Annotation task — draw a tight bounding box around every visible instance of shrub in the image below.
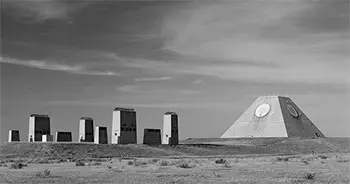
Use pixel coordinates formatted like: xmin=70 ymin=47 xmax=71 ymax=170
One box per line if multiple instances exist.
xmin=223 ymin=162 xmax=231 ymax=168
xmin=36 ymin=169 xmax=51 ymax=177
xmin=177 ymin=162 xmax=194 ymax=169
xmin=75 ymin=160 xmax=85 ymax=167
xmin=9 ymin=162 xmax=26 ymax=169
xmin=88 ymin=162 xmax=102 ymax=166
xmin=276 ymin=157 xmax=289 ymax=162
xmin=213 ymin=172 xmax=222 ymax=178
xmin=150 ymin=158 xmax=159 ymax=163
xmin=301 ymin=158 xmax=310 ymax=164
xmin=130 ymin=159 xmax=147 ymax=167
xmin=215 ymin=158 xmax=227 ymax=164
xmin=305 ymin=173 xmax=316 ymax=180
xmin=302 ymin=160 xmax=309 ymax=164
xmin=159 ymin=160 xmax=169 ymax=166
xmin=317 ymin=155 xmax=329 ymax=159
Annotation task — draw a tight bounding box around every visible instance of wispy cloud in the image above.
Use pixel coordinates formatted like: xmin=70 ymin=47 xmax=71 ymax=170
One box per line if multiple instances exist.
xmin=46 ymin=100 xmax=185 ymax=109
xmin=156 ymin=1 xmax=349 ymax=84
xmin=0 ymin=56 xmax=122 ymax=76
xmin=134 ymin=76 xmax=171 ymax=82
xmin=4 ymin=0 xmax=93 ymax=22
xmin=193 ymin=79 xmax=203 ymax=84
xmin=116 ymin=83 xmax=200 ymax=96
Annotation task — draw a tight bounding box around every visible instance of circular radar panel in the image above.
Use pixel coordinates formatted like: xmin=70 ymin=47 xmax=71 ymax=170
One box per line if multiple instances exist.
xmin=255 ymin=103 xmax=271 ymax=118
xmin=287 ymin=104 xmax=299 ymax=118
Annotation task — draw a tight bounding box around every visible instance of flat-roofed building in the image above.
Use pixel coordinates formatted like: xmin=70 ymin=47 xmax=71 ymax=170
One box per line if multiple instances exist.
xmin=55 ymin=131 xmax=72 ymax=142
xmin=28 ymin=114 xmax=50 ymax=142
xmin=143 ymin=128 xmax=161 ymax=145
xmin=162 ymin=112 xmax=179 ymax=145
xmin=79 ymin=117 xmax=94 ymax=142
xmin=112 ymin=107 xmax=137 ymax=144
xmin=8 ymin=130 xmax=20 ymax=142
xmin=94 ymin=126 xmax=108 ymax=144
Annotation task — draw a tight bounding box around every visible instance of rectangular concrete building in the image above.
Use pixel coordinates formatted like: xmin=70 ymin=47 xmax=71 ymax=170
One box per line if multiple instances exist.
xmin=95 ymin=126 xmax=108 ymax=144
xmin=112 ymin=107 xmax=137 ymax=144
xmin=162 ymin=112 xmax=179 ymax=145
xmin=42 ymin=135 xmax=53 ymax=142
xmin=28 ymin=114 xmax=50 ymax=142
xmin=79 ymin=117 xmax=94 ymax=142
xmin=143 ymin=129 xmax=161 ymax=145
xmin=55 ymin=131 xmax=72 ymax=142
xmin=8 ymin=130 xmax=20 ymax=142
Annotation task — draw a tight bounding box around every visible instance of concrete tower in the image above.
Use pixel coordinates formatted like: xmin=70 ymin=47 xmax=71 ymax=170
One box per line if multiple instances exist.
xmin=8 ymin=130 xmax=20 ymax=142
xmin=112 ymin=107 xmax=137 ymax=144
xmin=221 ymin=96 xmax=326 ymax=138
xmin=95 ymin=126 xmax=108 ymax=144
xmin=28 ymin=114 xmax=51 ymax=142
xmin=42 ymin=135 xmax=53 ymax=142
xmin=79 ymin=117 xmax=94 ymax=142
xmin=143 ymin=129 xmax=161 ymax=145
xmin=162 ymin=112 xmax=179 ymax=145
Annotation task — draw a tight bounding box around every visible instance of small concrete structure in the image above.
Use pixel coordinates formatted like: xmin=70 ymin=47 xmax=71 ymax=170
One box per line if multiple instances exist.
xmin=8 ymin=130 xmax=20 ymax=142
xmin=95 ymin=126 xmax=108 ymax=144
xmin=162 ymin=112 xmax=179 ymax=145
xmin=79 ymin=117 xmax=94 ymax=142
xmin=42 ymin=135 xmax=53 ymax=142
xmin=55 ymin=131 xmax=72 ymax=142
xmin=112 ymin=107 xmax=137 ymax=144
xmin=28 ymin=114 xmax=51 ymax=142
xmin=221 ymin=96 xmax=326 ymax=138
xmin=143 ymin=129 xmax=161 ymax=145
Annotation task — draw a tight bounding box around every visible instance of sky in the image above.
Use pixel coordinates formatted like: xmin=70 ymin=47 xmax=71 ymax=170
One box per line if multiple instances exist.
xmin=0 ymin=0 xmax=349 ymax=144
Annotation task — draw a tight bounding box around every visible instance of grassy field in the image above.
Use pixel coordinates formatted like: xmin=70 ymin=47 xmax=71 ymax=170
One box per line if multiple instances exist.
xmin=1 ymin=138 xmax=349 ymax=160
xmin=0 ymin=153 xmax=349 ymax=184
xmin=0 ymin=138 xmax=349 ymax=183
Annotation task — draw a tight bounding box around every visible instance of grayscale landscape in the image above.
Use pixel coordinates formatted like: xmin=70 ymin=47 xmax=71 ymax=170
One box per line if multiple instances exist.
xmin=1 ymin=0 xmax=349 ymax=183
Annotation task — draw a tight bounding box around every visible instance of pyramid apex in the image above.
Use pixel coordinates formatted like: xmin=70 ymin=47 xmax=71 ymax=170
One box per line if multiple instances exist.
xmin=257 ymin=95 xmax=289 ymax=99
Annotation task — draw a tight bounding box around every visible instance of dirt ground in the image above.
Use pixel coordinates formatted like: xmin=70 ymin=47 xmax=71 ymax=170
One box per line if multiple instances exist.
xmin=0 ymin=153 xmax=349 ymax=184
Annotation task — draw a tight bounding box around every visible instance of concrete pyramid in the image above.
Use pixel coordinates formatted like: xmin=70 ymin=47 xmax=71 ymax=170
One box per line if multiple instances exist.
xmin=221 ymin=96 xmax=325 ymax=138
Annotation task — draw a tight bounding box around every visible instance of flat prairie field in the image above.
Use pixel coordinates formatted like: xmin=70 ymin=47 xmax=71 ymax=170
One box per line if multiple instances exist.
xmin=0 ymin=153 xmax=349 ymax=184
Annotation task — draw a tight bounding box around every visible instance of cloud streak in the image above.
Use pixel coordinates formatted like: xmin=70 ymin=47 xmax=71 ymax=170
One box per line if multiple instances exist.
xmin=134 ymin=76 xmax=171 ymax=82
xmin=3 ymin=0 xmax=93 ymax=22
xmin=0 ymin=56 xmax=121 ymax=76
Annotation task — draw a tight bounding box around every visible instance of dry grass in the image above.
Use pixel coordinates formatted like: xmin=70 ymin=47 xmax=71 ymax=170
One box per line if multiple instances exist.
xmin=36 ymin=169 xmax=51 ymax=177
xmin=0 ymin=153 xmax=349 ymax=184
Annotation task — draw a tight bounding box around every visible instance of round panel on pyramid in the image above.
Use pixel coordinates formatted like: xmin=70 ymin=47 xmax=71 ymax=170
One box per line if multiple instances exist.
xmin=287 ymin=104 xmax=299 ymax=118
xmin=254 ymin=103 xmax=270 ymax=118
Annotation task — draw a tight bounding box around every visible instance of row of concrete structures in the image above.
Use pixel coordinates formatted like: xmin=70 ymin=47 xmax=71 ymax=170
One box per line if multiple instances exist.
xmin=8 ymin=108 xmax=179 ymax=145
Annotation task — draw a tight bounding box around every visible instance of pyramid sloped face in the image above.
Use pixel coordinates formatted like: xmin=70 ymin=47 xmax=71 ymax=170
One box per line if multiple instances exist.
xmin=278 ymin=97 xmax=325 ymax=138
xmin=221 ymin=96 xmax=288 ymax=138
xmin=221 ymin=96 xmax=325 ymax=138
